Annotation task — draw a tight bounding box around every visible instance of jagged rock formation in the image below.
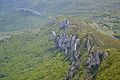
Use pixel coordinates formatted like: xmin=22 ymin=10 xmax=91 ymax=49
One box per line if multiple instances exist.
xmin=50 ymin=19 xmax=109 ymax=80
xmin=85 ymin=37 xmax=109 ymax=80
xmin=60 ymin=19 xmax=70 ymax=30
xmin=84 ymin=35 xmax=94 ymax=52
xmin=87 ymin=50 xmax=100 ymax=69
xmin=50 ymin=31 xmax=57 ymax=41
xmin=51 ymin=30 xmax=81 ymax=80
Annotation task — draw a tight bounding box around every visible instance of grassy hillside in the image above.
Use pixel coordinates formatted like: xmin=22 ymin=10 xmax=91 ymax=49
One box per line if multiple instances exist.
xmin=0 ymin=16 xmax=120 ymax=80
xmin=96 ymin=48 xmax=120 ymax=80
xmin=0 ymin=23 xmax=69 ymax=80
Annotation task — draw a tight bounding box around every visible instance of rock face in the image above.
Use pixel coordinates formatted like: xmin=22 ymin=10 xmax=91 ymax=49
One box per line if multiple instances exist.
xmin=60 ymin=19 xmax=70 ymax=30
xmin=50 ymin=19 xmax=108 ymax=80
xmin=50 ymin=31 xmax=57 ymax=41
xmin=84 ymin=37 xmax=94 ymax=52
xmin=50 ymin=30 xmax=81 ymax=80
xmin=87 ymin=50 xmax=100 ymax=69
xmin=16 ymin=8 xmax=44 ymax=16
xmin=86 ymin=45 xmax=108 ymax=79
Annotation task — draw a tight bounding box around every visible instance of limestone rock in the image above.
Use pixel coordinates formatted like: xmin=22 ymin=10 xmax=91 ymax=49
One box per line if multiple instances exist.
xmin=50 ymin=31 xmax=81 ymax=80
xmin=87 ymin=50 xmax=100 ymax=69
xmin=60 ymin=19 xmax=70 ymax=30
xmin=50 ymin=31 xmax=57 ymax=41
xmin=84 ymin=38 xmax=94 ymax=52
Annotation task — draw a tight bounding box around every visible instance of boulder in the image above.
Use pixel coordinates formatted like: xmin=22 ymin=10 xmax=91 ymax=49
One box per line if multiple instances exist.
xmin=74 ymin=39 xmax=80 ymax=51
xmin=50 ymin=32 xmax=81 ymax=80
xmin=99 ymin=51 xmax=109 ymax=61
xmin=75 ymin=53 xmax=80 ymax=62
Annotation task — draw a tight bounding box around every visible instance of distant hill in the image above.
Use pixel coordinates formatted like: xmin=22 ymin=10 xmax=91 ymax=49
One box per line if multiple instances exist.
xmin=0 ymin=8 xmax=48 ymax=32
xmin=0 ymin=0 xmax=120 ymax=32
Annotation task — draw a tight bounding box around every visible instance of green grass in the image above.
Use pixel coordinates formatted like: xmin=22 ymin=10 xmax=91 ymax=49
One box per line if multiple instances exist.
xmin=0 ymin=22 xmax=69 ymax=80
xmin=96 ymin=48 xmax=120 ymax=80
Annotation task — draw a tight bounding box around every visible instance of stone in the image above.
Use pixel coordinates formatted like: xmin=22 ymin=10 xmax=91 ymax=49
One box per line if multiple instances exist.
xmin=99 ymin=51 xmax=109 ymax=61
xmin=87 ymin=50 xmax=100 ymax=69
xmin=50 ymin=31 xmax=57 ymax=41
xmin=64 ymin=38 xmax=70 ymax=54
xmin=75 ymin=54 xmax=80 ymax=62
xmin=95 ymin=51 xmax=100 ymax=65
xmin=50 ymin=32 xmax=81 ymax=80
xmin=74 ymin=61 xmax=80 ymax=69
xmin=74 ymin=39 xmax=80 ymax=51
xmin=58 ymin=33 xmax=64 ymax=50
xmin=60 ymin=19 xmax=70 ymax=30
xmin=70 ymin=34 xmax=76 ymax=53
xmin=84 ymin=38 xmax=93 ymax=52
xmin=103 ymin=51 xmax=109 ymax=59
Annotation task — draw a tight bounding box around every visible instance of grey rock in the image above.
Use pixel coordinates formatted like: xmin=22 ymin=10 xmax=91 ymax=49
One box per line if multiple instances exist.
xmin=87 ymin=50 xmax=100 ymax=69
xmin=75 ymin=54 xmax=80 ymax=62
xmin=74 ymin=39 xmax=80 ymax=51
xmin=70 ymin=35 xmax=76 ymax=53
xmin=50 ymin=31 xmax=57 ymax=41
xmin=84 ymin=38 xmax=93 ymax=52
xmin=50 ymin=31 xmax=81 ymax=80
xmin=103 ymin=51 xmax=109 ymax=59
xmin=60 ymin=19 xmax=70 ymax=30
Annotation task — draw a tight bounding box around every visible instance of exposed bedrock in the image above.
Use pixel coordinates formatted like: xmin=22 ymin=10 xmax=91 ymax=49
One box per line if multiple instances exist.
xmin=50 ymin=19 xmax=108 ymax=80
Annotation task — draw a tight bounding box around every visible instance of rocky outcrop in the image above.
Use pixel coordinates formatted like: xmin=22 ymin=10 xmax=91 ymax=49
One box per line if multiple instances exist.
xmin=50 ymin=31 xmax=57 ymax=41
xmin=84 ymin=37 xmax=94 ymax=52
xmin=50 ymin=30 xmax=81 ymax=80
xmin=50 ymin=19 xmax=108 ymax=80
xmin=51 ymin=31 xmax=80 ymax=61
xmin=85 ymin=39 xmax=109 ymax=80
xmin=64 ymin=61 xmax=80 ymax=80
xmin=60 ymin=19 xmax=70 ymax=30
xmin=87 ymin=52 xmax=100 ymax=67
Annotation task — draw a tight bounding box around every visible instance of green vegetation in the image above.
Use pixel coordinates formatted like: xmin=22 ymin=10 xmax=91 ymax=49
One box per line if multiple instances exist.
xmin=0 ymin=23 xmax=69 ymax=80
xmin=96 ymin=48 xmax=120 ymax=80
xmin=0 ymin=13 xmax=120 ymax=80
